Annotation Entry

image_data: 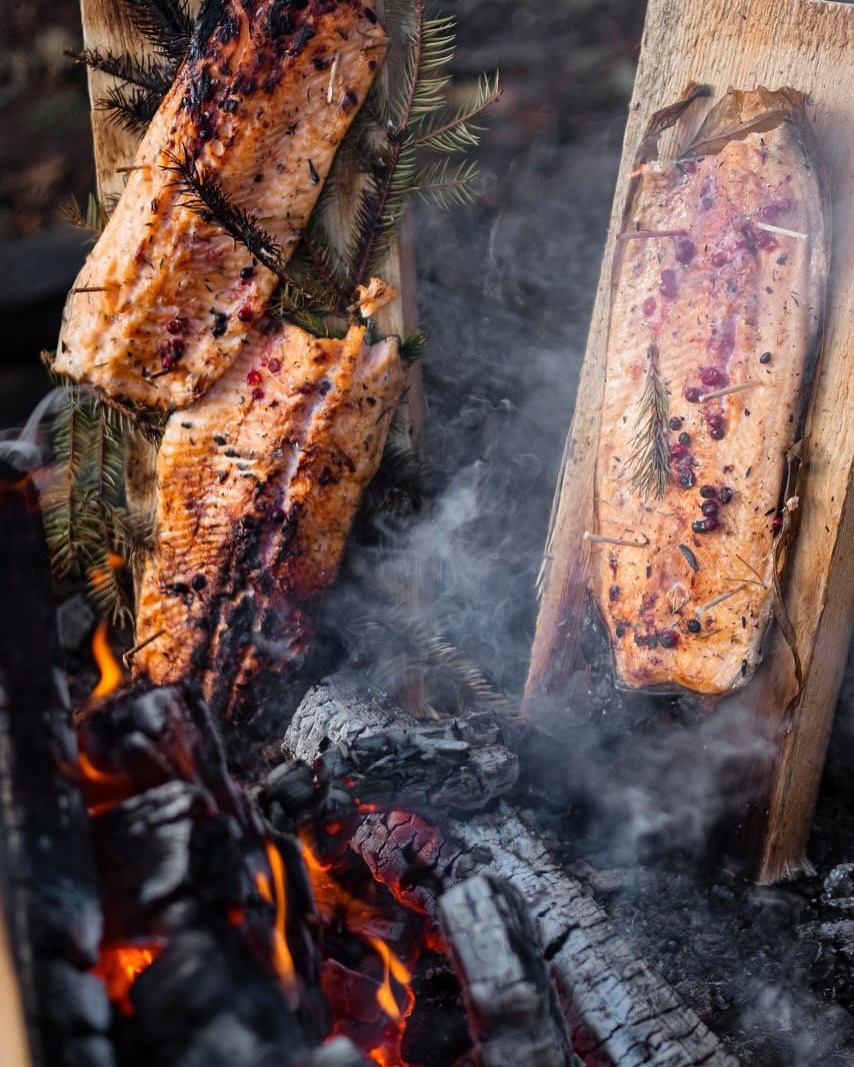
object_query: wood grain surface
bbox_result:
[524,0,854,882]
[0,892,33,1067]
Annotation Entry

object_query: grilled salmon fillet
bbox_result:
[132,323,403,719]
[592,88,827,696]
[53,0,387,410]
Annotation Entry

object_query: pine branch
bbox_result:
[408,158,479,208]
[124,0,194,62]
[99,83,163,135]
[164,148,289,276]
[411,71,501,153]
[42,390,140,626]
[628,345,671,500]
[68,48,176,94]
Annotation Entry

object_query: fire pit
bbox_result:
[1,0,854,1065]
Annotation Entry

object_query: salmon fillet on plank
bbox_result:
[54,0,387,409]
[592,88,827,697]
[132,323,403,720]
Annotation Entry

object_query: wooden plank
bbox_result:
[523,0,854,882]
[0,893,33,1067]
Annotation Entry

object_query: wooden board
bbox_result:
[0,893,33,1067]
[523,0,854,882]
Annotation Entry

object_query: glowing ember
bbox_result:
[93,940,164,1015]
[90,618,123,699]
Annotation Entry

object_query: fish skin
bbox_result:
[132,323,403,721]
[593,89,827,697]
[54,0,387,410]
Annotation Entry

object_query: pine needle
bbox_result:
[628,345,671,500]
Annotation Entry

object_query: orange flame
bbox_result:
[300,835,418,1065]
[367,936,411,1022]
[76,749,134,816]
[91,618,123,699]
[93,940,164,1015]
[255,842,298,995]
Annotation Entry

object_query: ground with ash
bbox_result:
[3,0,854,1064]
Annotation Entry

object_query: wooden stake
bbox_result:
[523,0,854,883]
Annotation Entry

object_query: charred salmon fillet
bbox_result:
[592,88,828,696]
[53,0,387,410]
[132,323,403,718]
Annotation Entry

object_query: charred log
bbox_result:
[263,678,517,826]
[0,462,112,1067]
[351,805,740,1067]
[439,874,580,1067]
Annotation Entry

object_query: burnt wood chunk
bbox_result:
[439,874,579,1067]
[272,678,518,816]
[0,463,111,1067]
[79,683,326,1029]
[119,928,319,1067]
[351,804,740,1067]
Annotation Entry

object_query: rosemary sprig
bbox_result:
[628,345,671,500]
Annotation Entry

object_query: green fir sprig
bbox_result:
[628,345,671,500]
[41,389,153,627]
[295,1,500,314]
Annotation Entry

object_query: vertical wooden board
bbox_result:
[0,892,33,1067]
[524,0,854,881]
[80,0,154,205]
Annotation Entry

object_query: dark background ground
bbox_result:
[3,1,854,1064]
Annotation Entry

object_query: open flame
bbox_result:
[90,618,123,700]
[93,940,165,1015]
[300,835,417,1065]
[255,841,298,995]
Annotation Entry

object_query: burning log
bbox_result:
[524,0,854,882]
[438,874,580,1067]
[350,805,740,1066]
[0,463,112,1067]
[119,928,371,1067]
[76,683,328,1029]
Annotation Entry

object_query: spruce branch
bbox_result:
[334,3,499,295]
[68,48,176,94]
[100,83,164,135]
[411,71,501,153]
[42,389,143,627]
[164,148,290,276]
[628,345,671,500]
[408,158,479,208]
[124,0,194,62]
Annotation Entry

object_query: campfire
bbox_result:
[1,0,854,1065]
